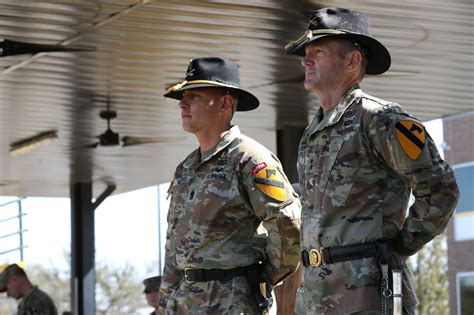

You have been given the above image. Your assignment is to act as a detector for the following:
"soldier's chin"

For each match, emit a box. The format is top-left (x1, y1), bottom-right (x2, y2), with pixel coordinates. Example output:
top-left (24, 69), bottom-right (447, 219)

top-left (303, 80), bottom-right (316, 91)
top-left (181, 123), bottom-right (195, 134)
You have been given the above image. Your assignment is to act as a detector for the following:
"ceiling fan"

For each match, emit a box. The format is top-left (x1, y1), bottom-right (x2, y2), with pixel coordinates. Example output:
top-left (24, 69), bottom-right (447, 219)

top-left (81, 98), bottom-right (178, 149)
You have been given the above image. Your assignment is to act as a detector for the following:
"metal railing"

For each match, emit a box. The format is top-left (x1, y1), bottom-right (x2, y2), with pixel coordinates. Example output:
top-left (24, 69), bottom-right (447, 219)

top-left (0, 197), bottom-right (27, 261)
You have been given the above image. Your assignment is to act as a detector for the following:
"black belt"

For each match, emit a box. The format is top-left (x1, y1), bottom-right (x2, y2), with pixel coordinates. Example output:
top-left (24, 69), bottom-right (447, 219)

top-left (183, 263), bottom-right (261, 283)
top-left (301, 239), bottom-right (396, 267)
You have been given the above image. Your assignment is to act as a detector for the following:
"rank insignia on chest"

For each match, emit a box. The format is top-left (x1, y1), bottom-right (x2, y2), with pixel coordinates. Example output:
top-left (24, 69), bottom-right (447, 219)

top-left (252, 164), bottom-right (286, 201)
top-left (217, 158), bottom-right (229, 166)
top-left (395, 120), bottom-right (426, 160)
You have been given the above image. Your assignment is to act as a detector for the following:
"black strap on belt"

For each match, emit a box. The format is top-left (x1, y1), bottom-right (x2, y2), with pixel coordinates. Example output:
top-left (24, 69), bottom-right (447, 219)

top-left (301, 239), bottom-right (395, 267)
top-left (183, 263), bottom-right (260, 283)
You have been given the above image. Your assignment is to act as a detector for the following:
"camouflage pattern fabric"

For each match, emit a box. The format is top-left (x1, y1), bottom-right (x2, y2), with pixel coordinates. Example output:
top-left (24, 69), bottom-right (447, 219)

top-left (336, 304), bottom-right (415, 315)
top-left (159, 125), bottom-right (301, 314)
top-left (296, 86), bottom-right (459, 314)
top-left (17, 286), bottom-right (58, 315)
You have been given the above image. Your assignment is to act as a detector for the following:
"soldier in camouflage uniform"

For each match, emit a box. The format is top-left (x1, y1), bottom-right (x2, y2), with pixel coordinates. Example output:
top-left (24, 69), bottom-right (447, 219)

top-left (0, 263), bottom-right (58, 315)
top-left (158, 56), bottom-right (301, 314)
top-left (285, 7), bottom-right (460, 314)
top-left (143, 276), bottom-right (162, 315)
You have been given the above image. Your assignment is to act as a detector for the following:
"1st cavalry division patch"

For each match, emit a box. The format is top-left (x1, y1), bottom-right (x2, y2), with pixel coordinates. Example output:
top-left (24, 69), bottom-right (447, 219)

top-left (395, 121), bottom-right (426, 160)
top-left (252, 164), bottom-right (286, 201)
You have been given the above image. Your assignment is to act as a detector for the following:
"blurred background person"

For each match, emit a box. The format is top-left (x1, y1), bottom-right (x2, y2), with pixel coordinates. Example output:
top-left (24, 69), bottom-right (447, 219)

top-left (0, 263), bottom-right (57, 315)
top-left (143, 275), bottom-right (161, 315)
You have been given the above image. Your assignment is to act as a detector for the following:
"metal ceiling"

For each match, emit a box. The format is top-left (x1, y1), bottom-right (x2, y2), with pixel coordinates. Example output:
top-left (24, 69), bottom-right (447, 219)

top-left (0, 0), bottom-right (472, 198)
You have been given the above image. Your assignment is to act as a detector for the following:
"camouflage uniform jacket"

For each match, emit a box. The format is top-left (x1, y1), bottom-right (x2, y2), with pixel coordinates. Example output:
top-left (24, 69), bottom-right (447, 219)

top-left (296, 86), bottom-right (459, 314)
top-left (17, 286), bottom-right (58, 315)
top-left (159, 125), bottom-right (301, 314)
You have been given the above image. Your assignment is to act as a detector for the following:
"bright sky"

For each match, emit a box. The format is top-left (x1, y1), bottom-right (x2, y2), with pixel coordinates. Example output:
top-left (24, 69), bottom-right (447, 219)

top-left (0, 184), bottom-right (170, 280)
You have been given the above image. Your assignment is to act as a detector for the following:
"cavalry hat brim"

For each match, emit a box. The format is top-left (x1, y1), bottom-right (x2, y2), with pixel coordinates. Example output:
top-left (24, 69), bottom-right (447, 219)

top-left (285, 30), bottom-right (391, 75)
top-left (164, 80), bottom-right (260, 112)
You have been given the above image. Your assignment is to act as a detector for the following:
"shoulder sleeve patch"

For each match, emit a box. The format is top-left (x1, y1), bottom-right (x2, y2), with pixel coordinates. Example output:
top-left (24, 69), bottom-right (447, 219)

top-left (395, 120), bottom-right (426, 160)
top-left (252, 164), bottom-right (286, 201)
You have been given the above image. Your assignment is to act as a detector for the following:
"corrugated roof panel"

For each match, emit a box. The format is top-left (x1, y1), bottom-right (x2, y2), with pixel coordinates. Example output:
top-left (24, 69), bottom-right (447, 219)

top-left (0, 0), bottom-right (472, 197)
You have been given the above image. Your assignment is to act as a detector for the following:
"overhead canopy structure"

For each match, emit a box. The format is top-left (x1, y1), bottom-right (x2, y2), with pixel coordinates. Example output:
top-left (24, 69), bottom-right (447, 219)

top-left (1, 1), bottom-right (472, 314)
top-left (0, 0), bottom-right (472, 198)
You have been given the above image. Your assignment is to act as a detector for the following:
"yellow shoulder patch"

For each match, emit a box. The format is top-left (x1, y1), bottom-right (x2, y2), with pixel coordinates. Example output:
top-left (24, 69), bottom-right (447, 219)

top-left (395, 120), bottom-right (426, 160)
top-left (252, 164), bottom-right (286, 201)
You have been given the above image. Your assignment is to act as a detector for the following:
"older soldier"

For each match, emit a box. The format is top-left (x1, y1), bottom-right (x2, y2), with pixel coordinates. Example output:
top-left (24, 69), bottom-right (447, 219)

top-left (143, 276), bottom-right (162, 315)
top-left (158, 56), bottom-right (301, 314)
top-left (0, 263), bottom-right (58, 315)
top-left (285, 7), bottom-right (460, 315)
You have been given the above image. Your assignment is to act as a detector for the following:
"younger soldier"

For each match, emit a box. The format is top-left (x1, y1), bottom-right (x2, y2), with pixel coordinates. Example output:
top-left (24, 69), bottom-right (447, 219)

top-left (0, 263), bottom-right (58, 315)
top-left (159, 57), bottom-right (301, 314)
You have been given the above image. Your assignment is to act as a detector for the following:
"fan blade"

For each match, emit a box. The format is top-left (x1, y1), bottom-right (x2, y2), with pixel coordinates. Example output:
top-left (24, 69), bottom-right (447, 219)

top-left (122, 136), bottom-right (181, 147)
top-left (78, 142), bottom-right (100, 149)
top-left (0, 39), bottom-right (95, 57)
top-left (249, 75), bottom-right (305, 89)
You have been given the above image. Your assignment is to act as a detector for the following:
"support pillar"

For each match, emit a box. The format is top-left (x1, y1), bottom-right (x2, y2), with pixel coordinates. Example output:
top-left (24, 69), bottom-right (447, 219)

top-left (70, 182), bottom-right (95, 315)
top-left (70, 182), bottom-right (115, 315)
top-left (276, 126), bottom-right (305, 183)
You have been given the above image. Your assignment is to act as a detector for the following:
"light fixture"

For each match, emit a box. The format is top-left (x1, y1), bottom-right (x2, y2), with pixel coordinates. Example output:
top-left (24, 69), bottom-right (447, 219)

top-left (9, 130), bottom-right (58, 156)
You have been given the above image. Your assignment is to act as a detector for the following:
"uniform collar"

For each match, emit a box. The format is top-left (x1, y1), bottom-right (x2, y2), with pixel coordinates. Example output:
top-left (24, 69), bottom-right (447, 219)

top-left (307, 85), bottom-right (362, 136)
top-left (19, 285), bottom-right (38, 304)
top-left (183, 125), bottom-right (240, 169)
top-left (201, 125), bottom-right (240, 163)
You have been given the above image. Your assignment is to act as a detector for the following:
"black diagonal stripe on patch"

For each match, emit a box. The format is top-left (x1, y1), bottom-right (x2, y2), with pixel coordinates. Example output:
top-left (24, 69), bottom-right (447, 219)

top-left (395, 122), bottom-right (424, 149)
top-left (254, 177), bottom-right (285, 188)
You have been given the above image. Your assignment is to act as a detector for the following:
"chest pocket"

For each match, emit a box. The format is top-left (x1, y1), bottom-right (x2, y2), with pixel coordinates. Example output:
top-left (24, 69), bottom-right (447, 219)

top-left (301, 131), bottom-right (352, 210)
top-left (324, 138), bottom-right (360, 207)
top-left (316, 136), bottom-right (346, 194)
top-left (201, 167), bottom-right (237, 198)
top-left (168, 172), bottom-right (194, 223)
top-left (171, 173), bottom-right (194, 203)
top-left (186, 167), bottom-right (237, 225)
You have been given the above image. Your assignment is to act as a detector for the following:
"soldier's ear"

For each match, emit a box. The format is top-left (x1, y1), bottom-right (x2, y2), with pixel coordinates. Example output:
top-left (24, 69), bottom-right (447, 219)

top-left (221, 93), bottom-right (234, 112)
top-left (346, 50), bottom-right (362, 72)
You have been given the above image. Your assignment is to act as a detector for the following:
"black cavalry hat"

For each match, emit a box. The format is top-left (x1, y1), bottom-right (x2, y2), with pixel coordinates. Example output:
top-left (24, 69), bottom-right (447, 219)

top-left (164, 57), bottom-right (259, 111)
top-left (285, 7), bottom-right (391, 75)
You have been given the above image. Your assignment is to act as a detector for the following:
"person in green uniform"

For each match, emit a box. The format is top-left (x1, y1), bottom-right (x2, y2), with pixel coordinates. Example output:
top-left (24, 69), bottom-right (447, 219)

top-left (158, 56), bottom-right (301, 314)
top-left (0, 263), bottom-right (58, 315)
top-left (285, 7), bottom-right (460, 314)
top-left (143, 276), bottom-right (161, 315)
